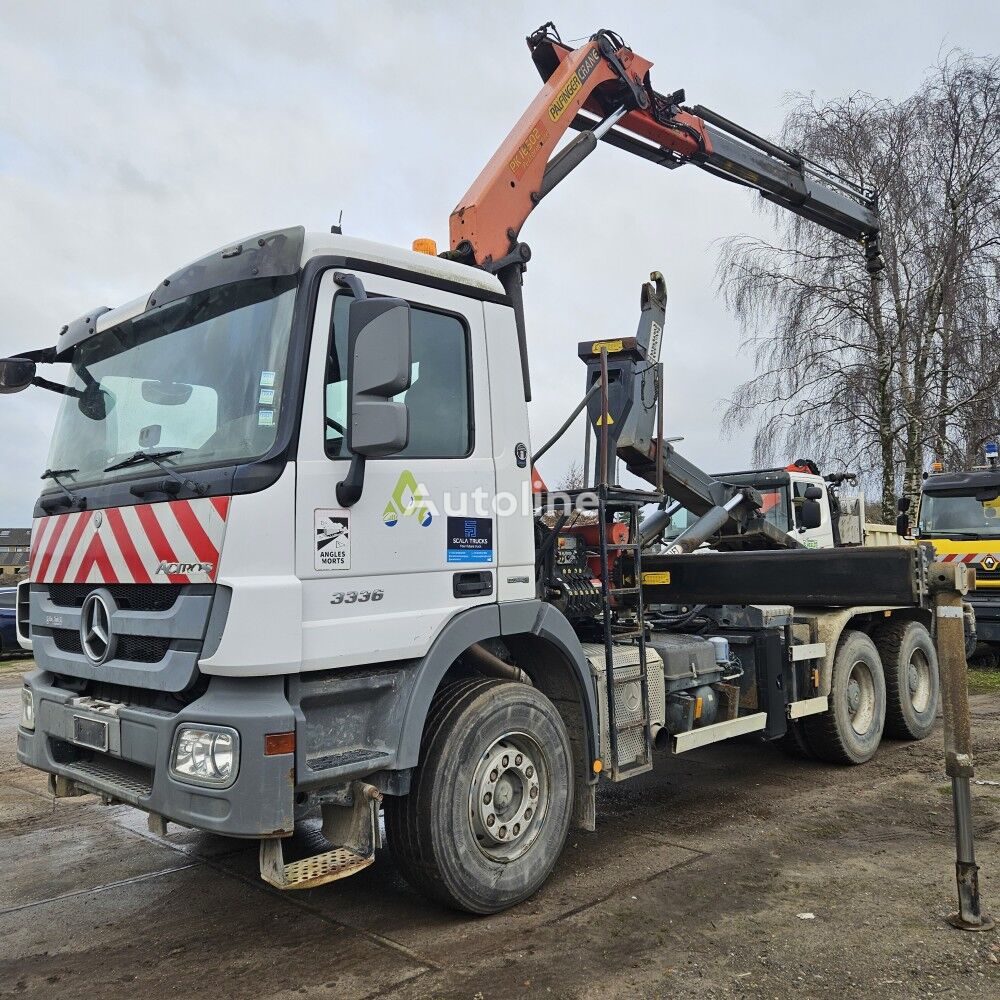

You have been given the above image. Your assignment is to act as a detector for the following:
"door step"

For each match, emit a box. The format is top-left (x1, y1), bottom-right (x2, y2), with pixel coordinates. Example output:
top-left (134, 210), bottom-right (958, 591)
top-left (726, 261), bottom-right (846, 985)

top-left (259, 780), bottom-right (381, 890)
top-left (259, 836), bottom-right (373, 890)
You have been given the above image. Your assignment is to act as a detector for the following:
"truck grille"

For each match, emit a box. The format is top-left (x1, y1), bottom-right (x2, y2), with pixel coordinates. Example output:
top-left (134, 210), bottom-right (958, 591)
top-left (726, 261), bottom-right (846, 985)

top-left (47, 583), bottom-right (179, 612)
top-left (51, 629), bottom-right (170, 664)
top-left (15, 580), bottom-right (30, 643)
top-left (30, 582), bottom-right (217, 687)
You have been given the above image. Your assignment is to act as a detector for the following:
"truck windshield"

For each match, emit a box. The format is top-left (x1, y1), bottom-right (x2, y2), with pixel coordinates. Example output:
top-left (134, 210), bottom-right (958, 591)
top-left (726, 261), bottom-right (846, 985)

top-left (918, 493), bottom-right (1000, 539)
top-left (44, 276), bottom-right (297, 489)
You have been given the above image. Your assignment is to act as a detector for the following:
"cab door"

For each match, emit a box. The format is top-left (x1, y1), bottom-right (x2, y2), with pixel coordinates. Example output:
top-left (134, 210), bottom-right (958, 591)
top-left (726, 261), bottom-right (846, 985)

top-left (295, 268), bottom-right (496, 672)
top-left (791, 476), bottom-right (835, 548)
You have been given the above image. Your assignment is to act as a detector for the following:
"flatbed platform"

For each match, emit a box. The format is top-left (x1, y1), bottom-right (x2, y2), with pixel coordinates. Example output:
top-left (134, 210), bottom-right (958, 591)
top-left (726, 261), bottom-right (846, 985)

top-left (640, 544), bottom-right (932, 608)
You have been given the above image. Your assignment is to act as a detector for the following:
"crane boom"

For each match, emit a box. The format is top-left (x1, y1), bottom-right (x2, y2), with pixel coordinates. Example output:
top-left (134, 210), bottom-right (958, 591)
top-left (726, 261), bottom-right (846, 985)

top-left (449, 24), bottom-right (881, 270)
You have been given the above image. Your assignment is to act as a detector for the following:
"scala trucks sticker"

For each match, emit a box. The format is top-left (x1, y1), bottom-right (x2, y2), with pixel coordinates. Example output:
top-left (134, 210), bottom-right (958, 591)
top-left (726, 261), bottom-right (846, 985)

top-left (314, 508), bottom-right (350, 570)
top-left (447, 516), bottom-right (493, 564)
top-left (383, 469), bottom-right (433, 528)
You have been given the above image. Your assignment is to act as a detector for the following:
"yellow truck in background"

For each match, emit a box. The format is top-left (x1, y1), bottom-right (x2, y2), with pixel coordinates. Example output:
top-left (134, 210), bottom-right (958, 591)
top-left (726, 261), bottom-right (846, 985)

top-left (898, 444), bottom-right (1000, 662)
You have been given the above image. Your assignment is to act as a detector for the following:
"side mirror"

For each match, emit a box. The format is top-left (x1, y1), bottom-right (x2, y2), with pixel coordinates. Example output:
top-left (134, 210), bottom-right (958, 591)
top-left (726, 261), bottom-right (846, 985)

top-left (0, 357), bottom-right (36, 394)
top-left (798, 498), bottom-right (822, 530)
top-left (803, 484), bottom-right (822, 501)
top-left (897, 496), bottom-right (911, 513)
top-left (346, 297), bottom-right (411, 456)
top-left (896, 513), bottom-right (910, 537)
top-left (334, 276), bottom-right (412, 507)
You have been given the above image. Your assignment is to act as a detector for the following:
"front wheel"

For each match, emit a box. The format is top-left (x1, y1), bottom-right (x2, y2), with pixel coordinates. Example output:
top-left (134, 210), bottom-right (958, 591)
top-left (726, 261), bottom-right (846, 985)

top-left (385, 677), bottom-right (574, 914)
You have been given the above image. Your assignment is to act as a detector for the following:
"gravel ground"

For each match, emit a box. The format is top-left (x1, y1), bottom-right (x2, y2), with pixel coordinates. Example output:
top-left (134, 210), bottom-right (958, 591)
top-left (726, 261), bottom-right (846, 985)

top-left (1, 662), bottom-right (998, 999)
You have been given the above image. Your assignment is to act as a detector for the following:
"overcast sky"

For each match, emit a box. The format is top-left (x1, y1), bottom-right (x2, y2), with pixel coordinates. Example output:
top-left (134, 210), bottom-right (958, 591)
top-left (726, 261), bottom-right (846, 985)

top-left (1, 0), bottom-right (998, 525)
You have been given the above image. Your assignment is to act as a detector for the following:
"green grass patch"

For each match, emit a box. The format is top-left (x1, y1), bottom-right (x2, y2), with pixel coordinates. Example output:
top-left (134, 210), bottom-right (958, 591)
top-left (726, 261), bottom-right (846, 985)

top-left (968, 668), bottom-right (1000, 695)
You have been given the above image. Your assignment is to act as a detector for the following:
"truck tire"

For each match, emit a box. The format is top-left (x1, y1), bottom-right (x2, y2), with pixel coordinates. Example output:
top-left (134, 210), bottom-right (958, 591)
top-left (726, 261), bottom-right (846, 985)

top-left (804, 630), bottom-right (886, 765)
top-left (385, 677), bottom-right (574, 914)
top-left (873, 620), bottom-right (939, 741)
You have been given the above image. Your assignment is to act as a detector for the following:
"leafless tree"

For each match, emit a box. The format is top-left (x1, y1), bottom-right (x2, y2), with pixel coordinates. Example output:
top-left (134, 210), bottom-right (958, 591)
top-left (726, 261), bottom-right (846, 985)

top-left (557, 460), bottom-right (586, 491)
top-left (719, 50), bottom-right (1000, 519)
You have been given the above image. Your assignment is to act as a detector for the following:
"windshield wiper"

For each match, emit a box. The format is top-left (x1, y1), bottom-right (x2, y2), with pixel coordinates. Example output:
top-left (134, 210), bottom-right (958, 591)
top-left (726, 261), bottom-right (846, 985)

top-left (39, 467), bottom-right (86, 512)
top-left (105, 449), bottom-right (206, 497)
top-left (104, 449), bottom-right (185, 473)
top-left (921, 530), bottom-right (988, 539)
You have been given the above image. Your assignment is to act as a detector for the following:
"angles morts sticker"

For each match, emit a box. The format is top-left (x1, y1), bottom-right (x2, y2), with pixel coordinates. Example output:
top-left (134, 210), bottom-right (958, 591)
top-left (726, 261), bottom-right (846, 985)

top-left (446, 516), bottom-right (493, 564)
top-left (314, 508), bottom-right (350, 571)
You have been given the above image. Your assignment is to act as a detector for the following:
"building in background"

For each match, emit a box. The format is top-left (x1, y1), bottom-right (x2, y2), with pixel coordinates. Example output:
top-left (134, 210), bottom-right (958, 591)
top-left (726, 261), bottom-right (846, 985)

top-left (0, 528), bottom-right (30, 577)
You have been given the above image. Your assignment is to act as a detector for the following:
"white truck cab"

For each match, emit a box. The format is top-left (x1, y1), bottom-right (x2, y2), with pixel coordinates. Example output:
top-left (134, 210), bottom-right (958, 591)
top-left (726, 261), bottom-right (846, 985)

top-left (664, 465), bottom-right (836, 549)
top-left (666, 463), bottom-right (896, 551)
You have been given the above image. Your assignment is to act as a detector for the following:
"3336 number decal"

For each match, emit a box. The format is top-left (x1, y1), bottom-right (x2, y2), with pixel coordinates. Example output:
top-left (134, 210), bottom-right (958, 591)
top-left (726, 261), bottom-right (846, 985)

top-left (330, 589), bottom-right (384, 605)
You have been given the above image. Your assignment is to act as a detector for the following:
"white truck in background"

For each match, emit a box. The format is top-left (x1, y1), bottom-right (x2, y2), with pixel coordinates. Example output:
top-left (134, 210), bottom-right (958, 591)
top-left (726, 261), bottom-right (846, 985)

top-left (662, 461), bottom-right (901, 550)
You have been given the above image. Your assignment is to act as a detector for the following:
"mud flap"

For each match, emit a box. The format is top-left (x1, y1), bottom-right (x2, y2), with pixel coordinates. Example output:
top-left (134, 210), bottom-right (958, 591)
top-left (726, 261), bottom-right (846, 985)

top-left (259, 781), bottom-right (382, 890)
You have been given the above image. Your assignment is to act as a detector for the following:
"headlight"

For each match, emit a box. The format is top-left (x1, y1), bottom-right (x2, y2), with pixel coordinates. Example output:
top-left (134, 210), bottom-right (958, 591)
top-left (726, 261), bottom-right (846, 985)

top-left (20, 688), bottom-right (34, 731)
top-left (170, 726), bottom-right (239, 787)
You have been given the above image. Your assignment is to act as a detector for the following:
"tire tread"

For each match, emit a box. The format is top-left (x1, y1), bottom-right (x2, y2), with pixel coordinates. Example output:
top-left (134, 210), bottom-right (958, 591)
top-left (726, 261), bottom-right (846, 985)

top-left (803, 630), bottom-right (885, 765)
top-left (873, 620), bottom-right (937, 741)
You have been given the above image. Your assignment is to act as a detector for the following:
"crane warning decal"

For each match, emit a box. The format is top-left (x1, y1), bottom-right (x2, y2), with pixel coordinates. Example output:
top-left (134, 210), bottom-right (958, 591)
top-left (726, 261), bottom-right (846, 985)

top-left (509, 124), bottom-right (548, 180)
top-left (314, 508), bottom-right (350, 571)
top-left (548, 46), bottom-right (601, 123)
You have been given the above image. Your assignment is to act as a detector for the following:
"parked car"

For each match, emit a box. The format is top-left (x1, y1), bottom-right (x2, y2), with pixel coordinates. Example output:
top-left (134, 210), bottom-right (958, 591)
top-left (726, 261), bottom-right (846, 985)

top-left (0, 587), bottom-right (24, 657)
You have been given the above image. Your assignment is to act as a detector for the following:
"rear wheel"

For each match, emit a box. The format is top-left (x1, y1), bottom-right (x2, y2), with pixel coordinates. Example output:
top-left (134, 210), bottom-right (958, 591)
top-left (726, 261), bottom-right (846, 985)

top-left (804, 630), bottom-right (886, 764)
top-left (385, 677), bottom-right (574, 914)
top-left (874, 620), bottom-right (939, 741)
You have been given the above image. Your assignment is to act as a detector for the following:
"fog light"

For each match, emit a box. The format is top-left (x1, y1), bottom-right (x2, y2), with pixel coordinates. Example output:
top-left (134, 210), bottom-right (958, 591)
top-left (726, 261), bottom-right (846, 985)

top-left (20, 688), bottom-right (34, 731)
top-left (170, 726), bottom-right (240, 787)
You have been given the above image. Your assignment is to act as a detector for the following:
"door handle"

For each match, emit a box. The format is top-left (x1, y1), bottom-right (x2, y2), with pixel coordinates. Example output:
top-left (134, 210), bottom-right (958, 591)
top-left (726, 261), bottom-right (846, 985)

top-left (453, 571), bottom-right (493, 599)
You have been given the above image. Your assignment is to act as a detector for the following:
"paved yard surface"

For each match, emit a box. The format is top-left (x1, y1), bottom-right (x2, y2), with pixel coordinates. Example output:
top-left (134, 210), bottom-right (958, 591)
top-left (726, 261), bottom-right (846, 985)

top-left (1, 663), bottom-right (998, 999)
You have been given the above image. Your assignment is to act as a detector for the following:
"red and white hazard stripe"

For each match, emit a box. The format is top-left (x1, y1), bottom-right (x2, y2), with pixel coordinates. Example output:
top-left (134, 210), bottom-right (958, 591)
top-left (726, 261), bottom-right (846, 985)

top-left (939, 552), bottom-right (996, 564)
top-left (29, 496), bottom-right (231, 585)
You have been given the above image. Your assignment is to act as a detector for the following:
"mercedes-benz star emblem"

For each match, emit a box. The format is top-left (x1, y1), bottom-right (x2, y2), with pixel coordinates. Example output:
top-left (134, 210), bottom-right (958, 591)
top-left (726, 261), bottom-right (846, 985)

top-left (80, 592), bottom-right (115, 665)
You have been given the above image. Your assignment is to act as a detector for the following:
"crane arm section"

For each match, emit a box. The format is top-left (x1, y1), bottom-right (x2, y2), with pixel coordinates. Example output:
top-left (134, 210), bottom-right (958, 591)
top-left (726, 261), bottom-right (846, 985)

top-left (449, 24), bottom-right (881, 272)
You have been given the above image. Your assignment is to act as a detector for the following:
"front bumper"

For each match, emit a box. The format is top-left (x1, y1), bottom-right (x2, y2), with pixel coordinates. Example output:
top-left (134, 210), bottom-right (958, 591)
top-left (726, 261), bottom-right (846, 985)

top-left (17, 669), bottom-right (297, 837)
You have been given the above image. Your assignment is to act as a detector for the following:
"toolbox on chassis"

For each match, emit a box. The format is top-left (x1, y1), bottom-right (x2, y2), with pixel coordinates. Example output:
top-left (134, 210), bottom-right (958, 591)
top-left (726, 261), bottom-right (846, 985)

top-left (0, 24), bottom-right (950, 914)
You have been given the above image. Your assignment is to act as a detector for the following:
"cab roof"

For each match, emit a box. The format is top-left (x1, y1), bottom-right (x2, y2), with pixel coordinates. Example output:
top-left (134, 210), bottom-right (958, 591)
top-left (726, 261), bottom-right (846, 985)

top-left (923, 469), bottom-right (1000, 495)
top-left (58, 226), bottom-right (506, 354)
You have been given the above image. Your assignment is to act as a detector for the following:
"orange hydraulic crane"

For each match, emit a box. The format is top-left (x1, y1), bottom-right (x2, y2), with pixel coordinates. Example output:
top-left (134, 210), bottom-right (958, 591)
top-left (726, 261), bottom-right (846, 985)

top-left (448, 23), bottom-right (882, 399)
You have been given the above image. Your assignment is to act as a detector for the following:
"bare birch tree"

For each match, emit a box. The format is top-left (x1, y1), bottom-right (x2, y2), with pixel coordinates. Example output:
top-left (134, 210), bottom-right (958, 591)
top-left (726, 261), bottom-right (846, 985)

top-left (719, 51), bottom-right (1000, 519)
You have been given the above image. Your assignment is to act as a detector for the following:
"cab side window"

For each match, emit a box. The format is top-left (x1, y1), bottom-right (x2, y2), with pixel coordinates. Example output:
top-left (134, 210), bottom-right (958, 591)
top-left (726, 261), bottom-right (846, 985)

top-left (325, 293), bottom-right (472, 459)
